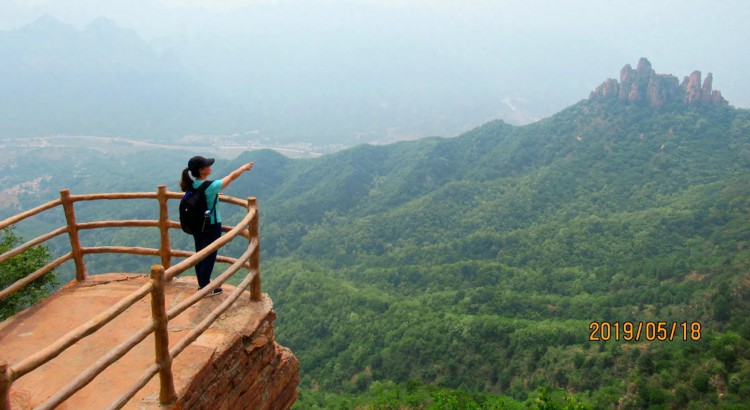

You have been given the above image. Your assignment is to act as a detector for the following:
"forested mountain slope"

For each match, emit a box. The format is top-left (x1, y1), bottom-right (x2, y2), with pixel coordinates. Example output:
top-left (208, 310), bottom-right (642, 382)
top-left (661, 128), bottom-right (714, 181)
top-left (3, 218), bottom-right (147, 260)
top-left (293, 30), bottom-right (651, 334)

top-left (216, 99), bottom-right (750, 408)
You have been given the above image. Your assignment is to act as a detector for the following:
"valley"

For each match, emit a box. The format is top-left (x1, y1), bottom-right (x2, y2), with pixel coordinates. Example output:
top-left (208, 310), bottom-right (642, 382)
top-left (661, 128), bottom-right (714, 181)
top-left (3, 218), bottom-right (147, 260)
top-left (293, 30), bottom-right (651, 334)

top-left (0, 134), bottom-right (332, 160)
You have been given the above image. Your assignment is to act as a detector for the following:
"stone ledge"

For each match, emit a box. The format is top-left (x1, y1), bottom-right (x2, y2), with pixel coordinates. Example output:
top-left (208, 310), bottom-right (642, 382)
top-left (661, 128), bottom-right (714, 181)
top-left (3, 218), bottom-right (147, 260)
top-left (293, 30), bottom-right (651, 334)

top-left (0, 273), bottom-right (299, 409)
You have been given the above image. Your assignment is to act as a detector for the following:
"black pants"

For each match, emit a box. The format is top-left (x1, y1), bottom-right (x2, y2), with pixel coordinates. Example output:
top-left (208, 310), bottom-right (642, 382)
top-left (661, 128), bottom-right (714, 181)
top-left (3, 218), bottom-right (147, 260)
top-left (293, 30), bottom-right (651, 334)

top-left (192, 223), bottom-right (222, 289)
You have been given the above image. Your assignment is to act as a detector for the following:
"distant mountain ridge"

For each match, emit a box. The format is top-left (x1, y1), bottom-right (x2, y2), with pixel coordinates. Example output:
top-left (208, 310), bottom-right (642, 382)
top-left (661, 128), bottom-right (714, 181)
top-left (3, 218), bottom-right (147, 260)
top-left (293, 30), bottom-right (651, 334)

top-left (0, 15), bottom-right (212, 138)
top-left (3, 15), bottom-right (163, 74)
top-left (0, 14), bottom-right (547, 144)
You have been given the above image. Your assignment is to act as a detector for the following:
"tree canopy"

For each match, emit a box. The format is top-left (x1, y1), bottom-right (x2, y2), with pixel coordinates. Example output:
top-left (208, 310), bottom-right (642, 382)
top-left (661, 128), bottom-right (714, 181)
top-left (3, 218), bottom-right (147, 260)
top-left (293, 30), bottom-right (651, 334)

top-left (0, 227), bottom-right (59, 320)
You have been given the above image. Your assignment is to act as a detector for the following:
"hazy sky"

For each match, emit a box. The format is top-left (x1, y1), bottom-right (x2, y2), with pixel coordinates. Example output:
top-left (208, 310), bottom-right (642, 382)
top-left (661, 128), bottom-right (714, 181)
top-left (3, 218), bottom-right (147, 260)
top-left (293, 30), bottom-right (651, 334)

top-left (1, 0), bottom-right (749, 142)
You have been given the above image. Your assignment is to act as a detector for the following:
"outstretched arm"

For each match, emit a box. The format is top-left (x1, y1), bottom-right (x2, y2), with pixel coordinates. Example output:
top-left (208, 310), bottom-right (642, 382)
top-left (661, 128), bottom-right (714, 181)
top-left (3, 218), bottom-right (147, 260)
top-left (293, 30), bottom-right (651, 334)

top-left (221, 162), bottom-right (254, 190)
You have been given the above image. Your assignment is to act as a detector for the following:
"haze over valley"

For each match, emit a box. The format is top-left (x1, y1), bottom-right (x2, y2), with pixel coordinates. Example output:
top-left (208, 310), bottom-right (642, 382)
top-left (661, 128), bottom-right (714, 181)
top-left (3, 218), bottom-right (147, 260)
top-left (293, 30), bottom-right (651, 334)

top-left (1, 0), bottom-right (749, 149)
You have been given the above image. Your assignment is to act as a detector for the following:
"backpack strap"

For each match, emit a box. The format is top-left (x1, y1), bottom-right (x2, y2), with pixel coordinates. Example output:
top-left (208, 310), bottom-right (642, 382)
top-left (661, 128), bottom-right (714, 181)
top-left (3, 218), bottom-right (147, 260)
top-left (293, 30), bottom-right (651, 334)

top-left (194, 180), bottom-right (212, 193)
top-left (196, 180), bottom-right (218, 219)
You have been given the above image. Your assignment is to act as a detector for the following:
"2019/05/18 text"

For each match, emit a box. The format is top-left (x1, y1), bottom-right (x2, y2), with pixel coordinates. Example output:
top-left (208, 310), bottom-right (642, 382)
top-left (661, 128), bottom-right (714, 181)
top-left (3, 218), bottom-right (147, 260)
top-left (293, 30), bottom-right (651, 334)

top-left (588, 321), bottom-right (702, 342)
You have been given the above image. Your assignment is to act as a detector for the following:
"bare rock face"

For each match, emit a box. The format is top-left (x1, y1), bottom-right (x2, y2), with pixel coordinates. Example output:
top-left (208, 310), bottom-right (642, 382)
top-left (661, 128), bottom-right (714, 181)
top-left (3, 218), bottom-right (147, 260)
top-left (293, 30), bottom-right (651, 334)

top-left (591, 78), bottom-right (619, 99)
top-left (699, 72), bottom-right (725, 104)
top-left (648, 74), bottom-right (681, 107)
top-left (590, 58), bottom-right (727, 108)
top-left (635, 57), bottom-right (654, 78)
top-left (684, 71), bottom-right (703, 104)
top-left (175, 308), bottom-right (300, 410)
top-left (619, 64), bottom-right (636, 101)
top-left (701, 72), bottom-right (713, 103)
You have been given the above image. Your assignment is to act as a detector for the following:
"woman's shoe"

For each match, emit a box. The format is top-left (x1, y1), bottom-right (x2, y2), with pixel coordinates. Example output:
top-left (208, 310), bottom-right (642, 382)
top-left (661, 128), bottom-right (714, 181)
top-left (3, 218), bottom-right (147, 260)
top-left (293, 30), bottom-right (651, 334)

top-left (205, 288), bottom-right (223, 297)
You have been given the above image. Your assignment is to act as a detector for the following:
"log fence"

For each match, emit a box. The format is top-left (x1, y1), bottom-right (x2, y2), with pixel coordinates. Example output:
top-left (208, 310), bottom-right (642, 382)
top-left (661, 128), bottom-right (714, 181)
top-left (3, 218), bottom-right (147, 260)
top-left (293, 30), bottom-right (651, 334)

top-left (0, 186), bottom-right (261, 409)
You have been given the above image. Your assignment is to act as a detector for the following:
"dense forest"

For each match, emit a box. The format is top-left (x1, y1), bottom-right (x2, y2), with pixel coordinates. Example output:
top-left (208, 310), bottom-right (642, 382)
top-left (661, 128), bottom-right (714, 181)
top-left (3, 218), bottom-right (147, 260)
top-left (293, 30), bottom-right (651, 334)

top-left (2, 97), bottom-right (750, 408)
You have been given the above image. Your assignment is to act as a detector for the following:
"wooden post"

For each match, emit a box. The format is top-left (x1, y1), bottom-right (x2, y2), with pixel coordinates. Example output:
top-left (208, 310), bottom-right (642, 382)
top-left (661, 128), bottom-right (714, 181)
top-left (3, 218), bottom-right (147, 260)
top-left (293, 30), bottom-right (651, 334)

top-left (0, 360), bottom-right (10, 410)
top-left (60, 189), bottom-right (87, 281)
top-left (150, 265), bottom-right (177, 405)
top-left (248, 197), bottom-right (261, 301)
top-left (157, 186), bottom-right (172, 271)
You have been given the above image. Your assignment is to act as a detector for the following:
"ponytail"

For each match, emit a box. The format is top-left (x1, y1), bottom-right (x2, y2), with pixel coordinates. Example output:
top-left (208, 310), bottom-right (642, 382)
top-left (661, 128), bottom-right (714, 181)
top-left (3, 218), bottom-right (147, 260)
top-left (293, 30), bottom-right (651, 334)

top-left (180, 168), bottom-right (193, 192)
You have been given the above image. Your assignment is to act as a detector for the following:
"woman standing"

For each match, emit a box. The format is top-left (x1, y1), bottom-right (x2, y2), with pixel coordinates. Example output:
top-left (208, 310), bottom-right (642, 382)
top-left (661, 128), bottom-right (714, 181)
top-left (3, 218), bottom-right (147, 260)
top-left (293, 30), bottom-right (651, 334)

top-left (180, 156), bottom-right (254, 296)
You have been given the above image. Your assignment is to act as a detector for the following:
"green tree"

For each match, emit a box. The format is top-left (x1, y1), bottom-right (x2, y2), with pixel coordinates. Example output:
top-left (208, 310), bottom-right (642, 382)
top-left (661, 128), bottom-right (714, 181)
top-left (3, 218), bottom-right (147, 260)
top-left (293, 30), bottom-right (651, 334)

top-left (0, 227), bottom-right (59, 320)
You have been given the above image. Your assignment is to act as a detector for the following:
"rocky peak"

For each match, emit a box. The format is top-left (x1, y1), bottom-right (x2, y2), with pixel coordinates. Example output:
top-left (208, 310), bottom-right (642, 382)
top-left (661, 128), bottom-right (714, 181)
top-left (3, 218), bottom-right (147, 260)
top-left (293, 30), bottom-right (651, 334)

top-left (590, 58), bottom-right (727, 108)
top-left (635, 57), bottom-right (653, 78)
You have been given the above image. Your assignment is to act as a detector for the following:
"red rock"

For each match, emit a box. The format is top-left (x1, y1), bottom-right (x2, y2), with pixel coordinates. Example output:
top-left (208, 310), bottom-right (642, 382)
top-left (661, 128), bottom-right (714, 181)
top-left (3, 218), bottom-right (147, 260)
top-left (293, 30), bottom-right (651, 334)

top-left (0, 273), bottom-right (299, 409)
top-left (684, 70), bottom-right (703, 104)
top-left (590, 58), bottom-right (727, 107)
top-left (701, 73), bottom-right (714, 104)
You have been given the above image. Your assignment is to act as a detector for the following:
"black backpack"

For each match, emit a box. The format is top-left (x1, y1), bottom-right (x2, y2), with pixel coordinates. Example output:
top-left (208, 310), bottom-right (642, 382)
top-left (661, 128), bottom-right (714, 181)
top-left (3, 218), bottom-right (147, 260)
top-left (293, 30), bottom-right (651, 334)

top-left (179, 181), bottom-right (217, 234)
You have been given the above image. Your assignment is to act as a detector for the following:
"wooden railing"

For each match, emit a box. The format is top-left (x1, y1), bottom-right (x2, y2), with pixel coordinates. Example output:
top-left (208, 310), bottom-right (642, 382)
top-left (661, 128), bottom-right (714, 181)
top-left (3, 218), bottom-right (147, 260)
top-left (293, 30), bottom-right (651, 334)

top-left (0, 186), bottom-right (262, 409)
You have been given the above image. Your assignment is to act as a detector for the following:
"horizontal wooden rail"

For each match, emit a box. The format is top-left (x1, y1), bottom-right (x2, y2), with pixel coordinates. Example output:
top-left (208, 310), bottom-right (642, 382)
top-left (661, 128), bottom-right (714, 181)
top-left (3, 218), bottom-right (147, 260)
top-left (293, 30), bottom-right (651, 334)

top-left (77, 220), bottom-right (159, 230)
top-left (36, 320), bottom-right (156, 410)
top-left (163, 208), bottom-right (256, 281)
top-left (69, 193), bottom-right (157, 202)
top-left (170, 269), bottom-right (257, 360)
top-left (0, 226), bottom-right (68, 265)
top-left (69, 191), bottom-right (247, 205)
top-left (168, 240), bottom-right (257, 320)
top-left (0, 199), bottom-right (61, 231)
top-left (105, 362), bottom-right (161, 410)
top-left (10, 282), bottom-right (154, 379)
top-left (217, 195), bottom-right (249, 207)
top-left (0, 252), bottom-right (73, 303)
top-left (78, 247), bottom-right (251, 269)
top-left (169, 249), bottom-right (252, 270)
top-left (82, 246), bottom-right (162, 256)
top-left (0, 193), bottom-right (246, 231)
top-left (165, 220), bottom-right (251, 239)
top-left (165, 192), bottom-right (248, 207)
top-left (220, 223), bottom-right (250, 239)
top-left (78, 220), bottom-right (250, 239)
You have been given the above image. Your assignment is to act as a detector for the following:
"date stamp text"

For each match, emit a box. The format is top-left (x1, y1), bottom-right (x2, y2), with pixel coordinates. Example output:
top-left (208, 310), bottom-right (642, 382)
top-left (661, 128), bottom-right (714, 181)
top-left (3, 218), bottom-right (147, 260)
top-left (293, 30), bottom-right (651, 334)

top-left (588, 321), bottom-right (702, 342)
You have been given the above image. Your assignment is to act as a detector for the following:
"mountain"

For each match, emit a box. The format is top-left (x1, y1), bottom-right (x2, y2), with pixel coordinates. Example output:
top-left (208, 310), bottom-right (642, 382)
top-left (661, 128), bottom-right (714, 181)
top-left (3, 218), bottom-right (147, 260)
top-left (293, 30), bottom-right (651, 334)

top-left (0, 15), bottom-right (214, 138)
top-left (211, 61), bottom-right (750, 408)
top-left (0, 13), bottom-right (547, 145)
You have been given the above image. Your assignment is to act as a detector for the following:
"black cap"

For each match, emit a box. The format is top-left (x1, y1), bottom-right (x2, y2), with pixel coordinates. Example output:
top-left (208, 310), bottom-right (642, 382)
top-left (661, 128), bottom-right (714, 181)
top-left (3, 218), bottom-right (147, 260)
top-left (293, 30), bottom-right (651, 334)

top-left (187, 156), bottom-right (215, 171)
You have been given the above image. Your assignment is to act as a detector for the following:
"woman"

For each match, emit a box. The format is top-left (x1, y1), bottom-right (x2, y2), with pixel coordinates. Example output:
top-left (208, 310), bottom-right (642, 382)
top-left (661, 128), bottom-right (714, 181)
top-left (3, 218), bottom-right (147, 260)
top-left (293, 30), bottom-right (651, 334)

top-left (180, 156), bottom-right (254, 296)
